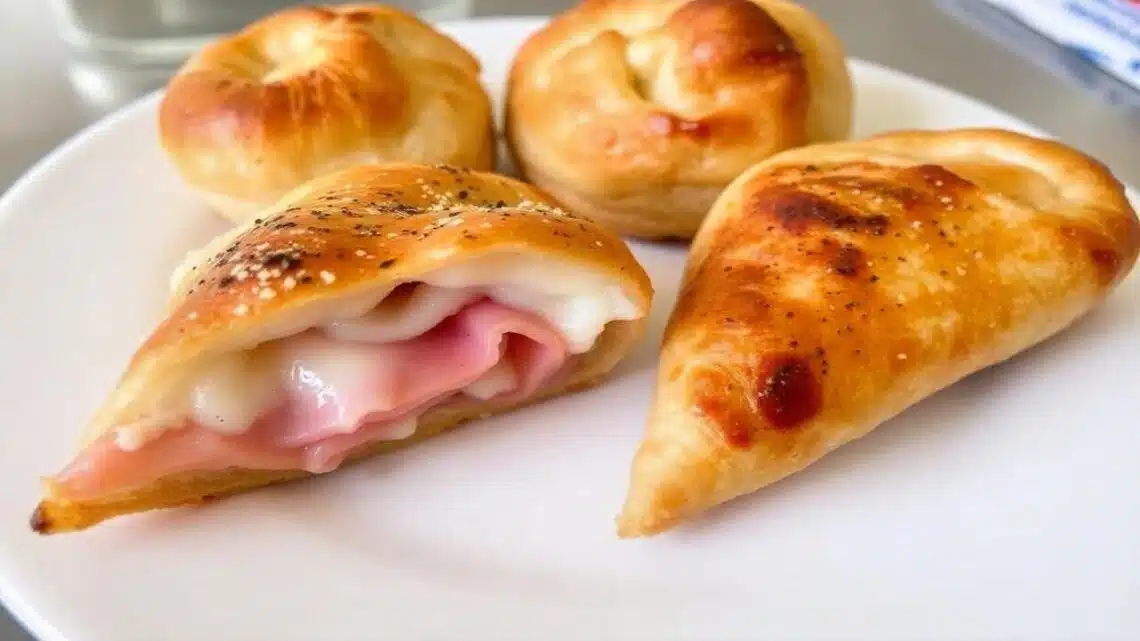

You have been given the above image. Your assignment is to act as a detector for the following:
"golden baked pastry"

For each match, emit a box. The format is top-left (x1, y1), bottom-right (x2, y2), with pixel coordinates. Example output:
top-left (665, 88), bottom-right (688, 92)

top-left (159, 4), bottom-right (496, 224)
top-left (32, 164), bottom-right (652, 534)
top-left (506, 0), bottom-right (853, 240)
top-left (617, 128), bottom-right (1140, 537)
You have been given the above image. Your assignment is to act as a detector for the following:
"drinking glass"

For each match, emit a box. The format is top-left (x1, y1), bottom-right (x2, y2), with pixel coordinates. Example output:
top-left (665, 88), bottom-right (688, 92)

top-left (48, 0), bottom-right (473, 111)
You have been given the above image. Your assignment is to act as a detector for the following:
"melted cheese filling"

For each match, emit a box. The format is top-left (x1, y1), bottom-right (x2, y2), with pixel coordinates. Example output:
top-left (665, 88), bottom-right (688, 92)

top-left (117, 259), bottom-right (640, 451)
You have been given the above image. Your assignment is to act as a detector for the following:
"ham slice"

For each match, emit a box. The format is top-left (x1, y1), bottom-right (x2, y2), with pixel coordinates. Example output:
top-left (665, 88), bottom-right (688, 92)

top-left (52, 299), bottom-right (570, 500)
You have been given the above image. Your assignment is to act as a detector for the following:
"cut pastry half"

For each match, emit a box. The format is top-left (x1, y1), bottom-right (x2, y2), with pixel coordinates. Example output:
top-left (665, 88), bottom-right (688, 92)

top-left (33, 164), bottom-right (653, 534)
top-left (617, 128), bottom-right (1139, 537)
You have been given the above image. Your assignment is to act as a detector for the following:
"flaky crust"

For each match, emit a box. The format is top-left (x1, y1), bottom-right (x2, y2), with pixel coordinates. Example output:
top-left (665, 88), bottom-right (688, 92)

top-left (618, 128), bottom-right (1140, 536)
top-left (34, 164), bottom-right (652, 533)
top-left (505, 0), bottom-right (852, 239)
top-left (159, 4), bottom-right (495, 223)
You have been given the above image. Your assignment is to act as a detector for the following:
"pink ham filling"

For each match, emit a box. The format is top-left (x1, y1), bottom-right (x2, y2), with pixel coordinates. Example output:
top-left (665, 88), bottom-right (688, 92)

top-left (52, 299), bottom-right (570, 500)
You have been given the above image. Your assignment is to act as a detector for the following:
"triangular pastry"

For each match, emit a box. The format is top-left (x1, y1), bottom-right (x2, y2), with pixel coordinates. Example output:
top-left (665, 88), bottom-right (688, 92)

top-left (618, 128), bottom-right (1139, 537)
top-left (33, 164), bottom-right (652, 534)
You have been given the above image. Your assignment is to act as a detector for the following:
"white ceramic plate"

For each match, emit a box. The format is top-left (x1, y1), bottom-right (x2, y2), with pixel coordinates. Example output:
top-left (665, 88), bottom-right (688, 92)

top-left (1, 16), bottom-right (1137, 641)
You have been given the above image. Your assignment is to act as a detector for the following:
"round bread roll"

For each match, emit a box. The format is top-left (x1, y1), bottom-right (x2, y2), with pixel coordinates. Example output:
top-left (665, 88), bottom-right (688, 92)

top-left (505, 0), bottom-right (853, 239)
top-left (159, 4), bottom-right (495, 223)
top-left (32, 163), bottom-right (653, 533)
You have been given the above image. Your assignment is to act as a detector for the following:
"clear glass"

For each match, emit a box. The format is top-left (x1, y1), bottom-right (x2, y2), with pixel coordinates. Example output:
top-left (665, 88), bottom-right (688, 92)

top-left (48, 0), bottom-right (474, 113)
top-left (49, 0), bottom-right (474, 67)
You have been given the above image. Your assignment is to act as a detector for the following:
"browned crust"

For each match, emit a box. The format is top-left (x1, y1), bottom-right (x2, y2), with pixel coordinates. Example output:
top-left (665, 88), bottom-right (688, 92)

top-left (34, 163), bottom-right (653, 534)
top-left (617, 128), bottom-right (1139, 536)
top-left (159, 4), bottom-right (494, 222)
top-left (505, 0), bottom-right (852, 239)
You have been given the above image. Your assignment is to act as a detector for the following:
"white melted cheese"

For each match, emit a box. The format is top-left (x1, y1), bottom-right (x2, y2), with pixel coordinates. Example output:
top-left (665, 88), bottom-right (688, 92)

top-left (461, 357), bottom-right (517, 401)
top-left (189, 352), bottom-right (280, 435)
top-left (122, 256), bottom-right (643, 450)
top-left (322, 286), bottom-right (479, 344)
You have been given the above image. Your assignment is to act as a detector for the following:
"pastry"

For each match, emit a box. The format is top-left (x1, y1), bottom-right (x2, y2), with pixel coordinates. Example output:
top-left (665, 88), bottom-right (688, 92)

top-left (32, 164), bottom-right (652, 534)
top-left (617, 128), bottom-right (1140, 536)
top-left (505, 0), bottom-right (852, 239)
top-left (159, 4), bottom-right (495, 224)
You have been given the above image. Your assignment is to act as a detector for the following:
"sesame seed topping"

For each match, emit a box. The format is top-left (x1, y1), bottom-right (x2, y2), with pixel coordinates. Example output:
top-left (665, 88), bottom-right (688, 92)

top-left (387, 233), bottom-right (399, 239)
top-left (355, 249), bottom-right (367, 257)
top-left (187, 311), bottom-right (199, 320)
top-left (897, 353), bottom-right (908, 360)
top-left (320, 270), bottom-right (336, 284)
top-left (283, 276), bottom-right (297, 290)
top-left (974, 251), bottom-right (983, 259)
top-left (259, 288), bottom-right (277, 300)
top-left (595, 240), bottom-right (604, 247)
top-left (233, 304), bottom-right (249, 316)
top-left (939, 196), bottom-right (952, 204)
top-left (912, 221), bottom-right (923, 229)
top-left (956, 265), bottom-right (967, 275)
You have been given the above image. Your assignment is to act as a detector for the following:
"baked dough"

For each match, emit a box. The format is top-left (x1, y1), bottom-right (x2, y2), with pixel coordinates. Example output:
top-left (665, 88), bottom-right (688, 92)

top-left (33, 164), bottom-right (652, 534)
top-left (159, 4), bottom-right (495, 224)
top-left (617, 128), bottom-right (1139, 537)
top-left (506, 0), bottom-right (852, 239)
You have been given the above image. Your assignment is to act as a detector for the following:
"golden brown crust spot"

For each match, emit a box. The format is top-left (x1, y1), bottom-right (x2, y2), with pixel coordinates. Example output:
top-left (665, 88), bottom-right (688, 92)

top-left (749, 186), bottom-right (890, 236)
top-left (664, 0), bottom-right (803, 86)
top-left (29, 504), bottom-right (50, 534)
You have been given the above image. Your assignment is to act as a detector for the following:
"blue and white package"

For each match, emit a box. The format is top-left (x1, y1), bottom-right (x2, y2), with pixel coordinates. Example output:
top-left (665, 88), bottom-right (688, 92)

top-left (978, 0), bottom-right (1140, 91)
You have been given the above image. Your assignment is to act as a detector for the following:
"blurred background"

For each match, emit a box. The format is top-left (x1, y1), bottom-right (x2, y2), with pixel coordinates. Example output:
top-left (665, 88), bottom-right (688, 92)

top-left (0, 0), bottom-right (1137, 638)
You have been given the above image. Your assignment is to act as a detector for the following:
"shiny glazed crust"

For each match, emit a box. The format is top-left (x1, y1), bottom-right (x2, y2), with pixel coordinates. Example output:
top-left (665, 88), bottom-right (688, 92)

top-left (505, 0), bottom-right (852, 239)
top-left (159, 4), bottom-right (495, 223)
top-left (617, 128), bottom-right (1140, 536)
top-left (33, 164), bottom-right (653, 534)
